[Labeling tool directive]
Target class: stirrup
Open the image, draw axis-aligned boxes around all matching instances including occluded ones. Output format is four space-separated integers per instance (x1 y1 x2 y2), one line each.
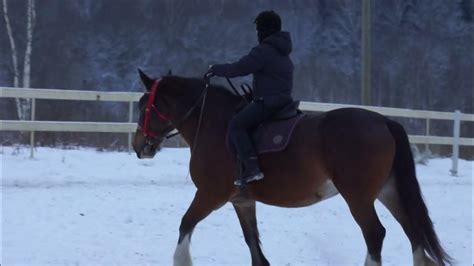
234 172 264 186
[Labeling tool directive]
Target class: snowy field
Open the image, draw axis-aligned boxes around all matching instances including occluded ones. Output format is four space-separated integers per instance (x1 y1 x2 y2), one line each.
1 146 472 266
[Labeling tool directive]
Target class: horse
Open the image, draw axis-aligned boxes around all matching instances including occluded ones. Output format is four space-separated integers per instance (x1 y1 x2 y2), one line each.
132 70 451 266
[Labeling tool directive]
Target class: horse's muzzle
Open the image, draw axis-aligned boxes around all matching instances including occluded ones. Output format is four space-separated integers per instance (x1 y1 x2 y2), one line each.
136 142 158 159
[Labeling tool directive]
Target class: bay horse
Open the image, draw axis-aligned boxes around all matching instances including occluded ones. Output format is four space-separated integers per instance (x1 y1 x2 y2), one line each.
132 70 451 266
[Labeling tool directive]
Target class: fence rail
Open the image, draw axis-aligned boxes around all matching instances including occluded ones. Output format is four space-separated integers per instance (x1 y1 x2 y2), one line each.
300 102 474 121
2 120 473 146
1 87 141 102
1 120 136 133
1 87 473 175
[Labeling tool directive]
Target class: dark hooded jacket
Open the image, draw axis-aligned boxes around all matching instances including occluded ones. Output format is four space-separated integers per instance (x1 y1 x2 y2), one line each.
212 31 294 107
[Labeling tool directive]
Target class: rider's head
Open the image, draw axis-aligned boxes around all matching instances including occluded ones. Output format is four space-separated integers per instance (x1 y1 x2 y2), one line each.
254 10 281 43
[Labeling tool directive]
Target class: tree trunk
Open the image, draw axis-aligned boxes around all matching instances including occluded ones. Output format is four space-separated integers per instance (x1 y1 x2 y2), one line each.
2 0 36 120
2 0 23 119
23 0 35 88
21 0 37 119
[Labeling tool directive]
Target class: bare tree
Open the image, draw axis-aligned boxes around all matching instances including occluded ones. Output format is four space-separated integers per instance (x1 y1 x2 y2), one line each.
23 0 36 89
2 0 36 120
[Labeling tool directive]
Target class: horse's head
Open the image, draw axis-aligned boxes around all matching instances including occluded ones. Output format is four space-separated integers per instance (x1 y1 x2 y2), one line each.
133 69 175 159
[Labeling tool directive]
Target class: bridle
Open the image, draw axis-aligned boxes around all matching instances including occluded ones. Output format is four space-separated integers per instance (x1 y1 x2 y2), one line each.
138 79 170 140
137 79 209 145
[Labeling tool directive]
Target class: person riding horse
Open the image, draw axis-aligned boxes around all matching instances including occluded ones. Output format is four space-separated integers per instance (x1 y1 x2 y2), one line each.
204 10 294 186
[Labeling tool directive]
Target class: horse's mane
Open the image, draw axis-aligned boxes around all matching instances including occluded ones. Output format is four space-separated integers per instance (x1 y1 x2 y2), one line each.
160 76 241 104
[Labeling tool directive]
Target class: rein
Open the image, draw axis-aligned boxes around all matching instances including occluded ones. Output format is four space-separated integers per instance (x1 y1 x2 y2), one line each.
190 82 209 152
226 77 250 104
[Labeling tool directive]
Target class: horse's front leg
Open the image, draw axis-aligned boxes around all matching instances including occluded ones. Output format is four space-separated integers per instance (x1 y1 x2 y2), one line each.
233 200 270 266
174 190 224 266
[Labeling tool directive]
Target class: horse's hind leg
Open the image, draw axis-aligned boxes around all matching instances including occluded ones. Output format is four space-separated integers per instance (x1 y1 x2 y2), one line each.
377 176 437 266
233 200 270 266
345 200 386 266
174 191 224 266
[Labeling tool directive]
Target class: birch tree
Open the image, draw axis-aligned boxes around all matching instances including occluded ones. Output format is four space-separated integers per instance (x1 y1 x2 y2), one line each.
2 0 36 120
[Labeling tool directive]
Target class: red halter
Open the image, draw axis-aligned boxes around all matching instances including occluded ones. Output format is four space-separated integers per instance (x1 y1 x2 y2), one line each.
140 79 172 138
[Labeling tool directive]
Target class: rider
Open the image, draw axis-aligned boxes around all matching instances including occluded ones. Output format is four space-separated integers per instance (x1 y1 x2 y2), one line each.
204 10 294 185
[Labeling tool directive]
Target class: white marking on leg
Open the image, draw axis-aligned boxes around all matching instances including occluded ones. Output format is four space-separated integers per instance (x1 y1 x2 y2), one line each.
377 175 396 202
317 179 339 200
413 246 437 266
364 253 381 266
413 246 425 265
173 234 192 266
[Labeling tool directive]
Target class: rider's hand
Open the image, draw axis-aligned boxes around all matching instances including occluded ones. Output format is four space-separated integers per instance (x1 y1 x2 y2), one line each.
203 65 215 82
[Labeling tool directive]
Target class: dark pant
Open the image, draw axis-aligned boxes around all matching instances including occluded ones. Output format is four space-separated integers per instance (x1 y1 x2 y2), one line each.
228 100 285 163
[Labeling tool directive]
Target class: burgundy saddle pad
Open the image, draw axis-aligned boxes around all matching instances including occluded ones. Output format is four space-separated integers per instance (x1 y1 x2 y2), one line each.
252 114 304 154
227 113 305 155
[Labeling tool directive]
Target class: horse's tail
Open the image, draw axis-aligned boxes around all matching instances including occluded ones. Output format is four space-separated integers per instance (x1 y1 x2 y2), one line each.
386 119 452 266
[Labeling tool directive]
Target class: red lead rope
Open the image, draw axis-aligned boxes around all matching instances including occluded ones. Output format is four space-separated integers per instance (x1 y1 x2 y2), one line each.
141 79 172 138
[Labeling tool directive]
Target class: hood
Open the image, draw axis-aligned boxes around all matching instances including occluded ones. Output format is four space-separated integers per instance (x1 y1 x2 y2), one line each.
263 31 292 56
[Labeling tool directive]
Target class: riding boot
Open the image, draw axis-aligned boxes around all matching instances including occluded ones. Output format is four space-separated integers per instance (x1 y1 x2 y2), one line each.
234 156 264 186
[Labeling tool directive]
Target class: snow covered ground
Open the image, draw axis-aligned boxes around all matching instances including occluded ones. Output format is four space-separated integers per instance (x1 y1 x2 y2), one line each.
1 146 472 265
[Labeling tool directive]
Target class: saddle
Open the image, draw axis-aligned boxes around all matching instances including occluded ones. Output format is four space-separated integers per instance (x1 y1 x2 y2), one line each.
227 101 304 155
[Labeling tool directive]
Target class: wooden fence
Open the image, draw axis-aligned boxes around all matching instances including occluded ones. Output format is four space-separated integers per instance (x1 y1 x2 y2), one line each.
1 87 473 175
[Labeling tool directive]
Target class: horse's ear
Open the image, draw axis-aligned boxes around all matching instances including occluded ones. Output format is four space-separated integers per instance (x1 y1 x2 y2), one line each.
167 69 173 76
138 68 153 90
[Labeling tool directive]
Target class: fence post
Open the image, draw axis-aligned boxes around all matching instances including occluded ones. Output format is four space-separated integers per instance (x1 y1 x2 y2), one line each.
30 98 36 158
128 101 133 154
450 110 461 176
425 118 430 153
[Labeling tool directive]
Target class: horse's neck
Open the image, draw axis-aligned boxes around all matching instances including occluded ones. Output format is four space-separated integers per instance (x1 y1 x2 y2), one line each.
172 82 237 149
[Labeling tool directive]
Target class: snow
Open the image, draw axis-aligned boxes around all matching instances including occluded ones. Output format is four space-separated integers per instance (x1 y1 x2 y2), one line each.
1 146 472 265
